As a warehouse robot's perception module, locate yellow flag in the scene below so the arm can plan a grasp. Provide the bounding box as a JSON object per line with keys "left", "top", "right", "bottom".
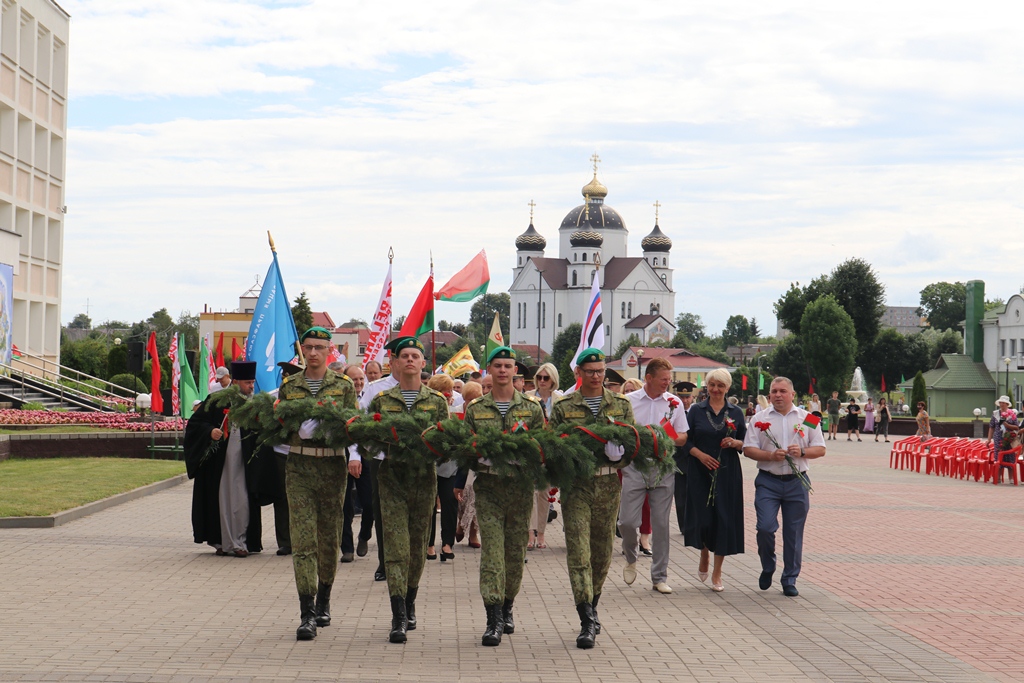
{"left": 443, "top": 345, "right": 480, "bottom": 377}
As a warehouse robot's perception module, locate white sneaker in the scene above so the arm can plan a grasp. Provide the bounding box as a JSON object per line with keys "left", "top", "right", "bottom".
{"left": 653, "top": 582, "right": 673, "bottom": 594}
{"left": 623, "top": 562, "right": 637, "bottom": 585}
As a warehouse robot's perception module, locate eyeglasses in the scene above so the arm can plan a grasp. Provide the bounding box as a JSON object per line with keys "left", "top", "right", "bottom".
{"left": 581, "top": 369, "right": 604, "bottom": 377}
{"left": 535, "top": 375, "right": 550, "bottom": 381}
{"left": 301, "top": 345, "right": 329, "bottom": 353}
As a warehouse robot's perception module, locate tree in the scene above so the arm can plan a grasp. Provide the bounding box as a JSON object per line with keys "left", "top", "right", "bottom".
{"left": 827, "top": 258, "right": 885, "bottom": 359}
{"left": 918, "top": 281, "right": 966, "bottom": 332}
{"left": 921, "top": 328, "right": 962, "bottom": 367}
{"left": 800, "top": 295, "right": 857, "bottom": 397}
{"left": 860, "top": 328, "right": 910, "bottom": 393}
{"left": 749, "top": 317, "right": 761, "bottom": 339}
{"left": 175, "top": 311, "right": 200, "bottom": 354}
{"left": 674, "top": 312, "right": 705, "bottom": 344}
{"left": 393, "top": 315, "right": 406, "bottom": 332}
{"left": 467, "top": 293, "right": 511, "bottom": 348}
{"left": 904, "top": 333, "right": 931, "bottom": 375}
{"left": 691, "top": 337, "right": 730, "bottom": 364}
{"left": 291, "top": 291, "right": 314, "bottom": 334}
{"left": 773, "top": 284, "right": 809, "bottom": 336}
{"left": 613, "top": 334, "right": 642, "bottom": 359}
{"left": 107, "top": 344, "right": 127, "bottom": 378}
{"left": 60, "top": 338, "right": 109, "bottom": 378}
{"left": 68, "top": 313, "right": 92, "bottom": 330}
{"left": 911, "top": 371, "right": 927, "bottom": 411}
{"left": 721, "top": 315, "right": 753, "bottom": 347}
{"left": 767, "top": 335, "right": 809, "bottom": 390}
{"left": 985, "top": 297, "right": 1005, "bottom": 312}
{"left": 551, "top": 323, "right": 582, "bottom": 390}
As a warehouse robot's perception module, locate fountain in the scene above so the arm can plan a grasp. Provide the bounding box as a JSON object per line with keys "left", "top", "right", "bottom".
{"left": 847, "top": 366, "right": 869, "bottom": 405}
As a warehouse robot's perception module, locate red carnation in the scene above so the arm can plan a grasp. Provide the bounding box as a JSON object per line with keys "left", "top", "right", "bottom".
{"left": 373, "top": 413, "right": 382, "bottom": 422}
{"left": 754, "top": 421, "right": 771, "bottom": 431}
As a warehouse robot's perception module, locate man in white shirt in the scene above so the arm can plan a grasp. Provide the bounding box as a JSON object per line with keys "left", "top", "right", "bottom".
{"left": 209, "top": 366, "right": 231, "bottom": 394}
{"left": 742, "top": 377, "right": 826, "bottom": 597}
{"left": 620, "top": 357, "right": 689, "bottom": 594}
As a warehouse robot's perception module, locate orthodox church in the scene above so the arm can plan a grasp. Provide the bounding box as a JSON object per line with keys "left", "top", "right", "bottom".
{"left": 509, "top": 160, "right": 676, "bottom": 359}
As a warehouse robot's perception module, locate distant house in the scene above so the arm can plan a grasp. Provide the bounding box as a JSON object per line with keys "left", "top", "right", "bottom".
{"left": 607, "top": 346, "right": 732, "bottom": 384}
{"left": 897, "top": 354, "right": 997, "bottom": 418}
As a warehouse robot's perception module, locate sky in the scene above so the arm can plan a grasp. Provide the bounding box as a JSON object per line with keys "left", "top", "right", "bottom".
{"left": 60, "top": 0, "right": 1024, "bottom": 338}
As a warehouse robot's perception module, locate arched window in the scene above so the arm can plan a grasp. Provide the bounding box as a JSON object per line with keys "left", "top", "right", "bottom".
{"left": 574, "top": 253, "right": 577, "bottom": 262}
{"left": 653, "top": 257, "right": 658, "bottom": 266}
{"left": 518, "top": 256, "right": 522, "bottom": 266}
{"left": 572, "top": 271, "right": 578, "bottom": 286}
{"left": 661, "top": 274, "right": 667, "bottom": 285}
{"left": 621, "top": 302, "right": 626, "bottom": 318}
{"left": 582, "top": 253, "right": 587, "bottom": 262}
{"left": 627, "top": 302, "right": 632, "bottom": 318}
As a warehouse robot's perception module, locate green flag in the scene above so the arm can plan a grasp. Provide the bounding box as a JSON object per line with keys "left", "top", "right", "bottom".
{"left": 198, "top": 336, "right": 212, "bottom": 400}
{"left": 901, "top": 374, "right": 906, "bottom": 385}
{"left": 758, "top": 372, "right": 764, "bottom": 390}
{"left": 485, "top": 311, "right": 505, "bottom": 362}
{"left": 697, "top": 373, "right": 703, "bottom": 388}
{"left": 178, "top": 335, "right": 200, "bottom": 419}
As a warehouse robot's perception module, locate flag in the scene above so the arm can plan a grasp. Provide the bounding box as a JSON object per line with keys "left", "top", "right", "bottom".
{"left": 742, "top": 375, "right": 748, "bottom": 390}
{"left": 570, "top": 270, "right": 605, "bottom": 370}
{"left": 178, "top": 338, "right": 200, "bottom": 419}
{"left": 435, "top": 250, "right": 489, "bottom": 302}
{"left": 443, "top": 344, "right": 480, "bottom": 377}
{"left": 204, "top": 334, "right": 217, "bottom": 382}
{"left": 697, "top": 373, "right": 703, "bottom": 388}
{"left": 11, "top": 344, "right": 22, "bottom": 360}
{"left": 880, "top": 373, "right": 887, "bottom": 393}
{"left": 659, "top": 416, "right": 679, "bottom": 440}
{"left": 901, "top": 374, "right": 906, "bottom": 384}
{"left": 146, "top": 331, "right": 164, "bottom": 414}
{"left": 802, "top": 413, "right": 821, "bottom": 429}
{"left": 168, "top": 333, "right": 181, "bottom": 416}
{"left": 246, "top": 244, "right": 300, "bottom": 394}
{"left": 215, "top": 332, "right": 225, "bottom": 368}
{"left": 809, "top": 377, "right": 816, "bottom": 395}
{"left": 758, "top": 372, "right": 764, "bottom": 390}
{"left": 398, "top": 268, "right": 435, "bottom": 338}
{"left": 327, "top": 342, "right": 342, "bottom": 366}
{"left": 363, "top": 263, "right": 393, "bottom": 371}
{"left": 198, "top": 335, "right": 212, "bottom": 400}
{"left": 231, "top": 337, "right": 245, "bottom": 361}
{"left": 485, "top": 312, "right": 505, "bottom": 362}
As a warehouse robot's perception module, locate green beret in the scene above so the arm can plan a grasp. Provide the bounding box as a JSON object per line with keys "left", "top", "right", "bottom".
{"left": 575, "top": 347, "right": 605, "bottom": 365}
{"left": 385, "top": 336, "right": 425, "bottom": 354}
{"left": 486, "top": 346, "right": 516, "bottom": 365}
{"left": 301, "top": 326, "right": 332, "bottom": 342}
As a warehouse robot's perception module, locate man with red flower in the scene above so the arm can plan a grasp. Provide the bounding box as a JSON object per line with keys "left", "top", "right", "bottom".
{"left": 742, "top": 377, "right": 825, "bottom": 597}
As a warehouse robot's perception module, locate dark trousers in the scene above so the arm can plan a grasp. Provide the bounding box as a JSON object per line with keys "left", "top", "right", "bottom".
{"left": 754, "top": 471, "right": 810, "bottom": 587}
{"left": 369, "top": 457, "right": 385, "bottom": 572}
{"left": 673, "top": 451, "right": 687, "bottom": 533}
{"left": 429, "top": 474, "right": 458, "bottom": 548}
{"left": 341, "top": 473, "right": 374, "bottom": 554}
{"left": 274, "top": 454, "right": 290, "bottom": 549}
{"left": 341, "top": 478, "right": 356, "bottom": 555}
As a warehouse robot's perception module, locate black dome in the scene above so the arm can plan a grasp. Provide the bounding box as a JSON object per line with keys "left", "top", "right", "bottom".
{"left": 560, "top": 203, "right": 626, "bottom": 231}
{"left": 641, "top": 223, "right": 672, "bottom": 252}
{"left": 515, "top": 223, "right": 546, "bottom": 251}
{"left": 570, "top": 229, "right": 603, "bottom": 248}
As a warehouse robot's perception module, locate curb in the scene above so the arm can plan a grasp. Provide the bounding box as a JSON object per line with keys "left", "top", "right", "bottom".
{"left": 0, "top": 473, "right": 189, "bottom": 529}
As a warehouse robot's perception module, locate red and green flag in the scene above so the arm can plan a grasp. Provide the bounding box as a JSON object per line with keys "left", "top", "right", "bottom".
{"left": 398, "top": 268, "right": 435, "bottom": 338}
{"left": 803, "top": 413, "right": 821, "bottom": 429}
{"left": 435, "top": 250, "right": 489, "bottom": 302}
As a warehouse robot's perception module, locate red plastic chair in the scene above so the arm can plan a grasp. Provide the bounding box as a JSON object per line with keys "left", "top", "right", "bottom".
{"left": 890, "top": 437, "right": 914, "bottom": 469}
{"left": 993, "top": 445, "right": 1022, "bottom": 485}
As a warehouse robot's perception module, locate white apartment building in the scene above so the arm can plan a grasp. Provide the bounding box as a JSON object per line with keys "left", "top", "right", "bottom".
{"left": 0, "top": 0, "right": 69, "bottom": 368}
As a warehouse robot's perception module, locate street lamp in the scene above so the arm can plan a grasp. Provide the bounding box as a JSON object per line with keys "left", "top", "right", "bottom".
{"left": 1005, "top": 357, "right": 1012, "bottom": 396}
{"left": 636, "top": 347, "right": 645, "bottom": 380}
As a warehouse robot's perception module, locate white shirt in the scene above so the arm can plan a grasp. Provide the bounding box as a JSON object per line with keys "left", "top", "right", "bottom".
{"left": 351, "top": 374, "right": 400, "bottom": 462}
{"left": 624, "top": 387, "right": 689, "bottom": 479}
{"left": 742, "top": 403, "right": 825, "bottom": 475}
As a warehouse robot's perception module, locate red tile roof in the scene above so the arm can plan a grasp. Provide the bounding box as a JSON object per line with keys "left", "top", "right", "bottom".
{"left": 312, "top": 311, "right": 335, "bottom": 329}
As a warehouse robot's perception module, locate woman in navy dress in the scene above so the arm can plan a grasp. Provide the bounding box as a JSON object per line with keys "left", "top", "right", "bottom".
{"left": 683, "top": 368, "right": 746, "bottom": 592}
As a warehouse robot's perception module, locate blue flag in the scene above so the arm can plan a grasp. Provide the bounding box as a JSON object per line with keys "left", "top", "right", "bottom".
{"left": 246, "top": 251, "right": 299, "bottom": 394}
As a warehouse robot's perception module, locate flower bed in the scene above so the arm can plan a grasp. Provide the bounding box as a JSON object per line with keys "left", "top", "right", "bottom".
{"left": 0, "top": 410, "right": 184, "bottom": 432}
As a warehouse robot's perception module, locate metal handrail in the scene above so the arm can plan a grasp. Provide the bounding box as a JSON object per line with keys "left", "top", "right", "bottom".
{"left": 0, "top": 361, "right": 131, "bottom": 410}
{"left": 8, "top": 348, "right": 138, "bottom": 403}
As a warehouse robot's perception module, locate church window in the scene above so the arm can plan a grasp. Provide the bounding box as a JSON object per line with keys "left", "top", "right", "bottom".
{"left": 653, "top": 257, "right": 658, "bottom": 266}
{"left": 516, "top": 303, "right": 521, "bottom": 328}
{"left": 650, "top": 303, "right": 659, "bottom": 315}
{"left": 582, "top": 253, "right": 587, "bottom": 262}
{"left": 661, "top": 273, "right": 667, "bottom": 285}
{"left": 574, "top": 253, "right": 577, "bottom": 262}
{"left": 627, "top": 302, "right": 632, "bottom": 318}
{"left": 572, "top": 271, "right": 578, "bottom": 286}
{"left": 621, "top": 302, "right": 626, "bottom": 318}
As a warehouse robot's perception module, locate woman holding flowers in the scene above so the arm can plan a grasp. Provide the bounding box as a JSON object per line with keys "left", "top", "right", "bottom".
{"left": 682, "top": 367, "right": 746, "bottom": 592}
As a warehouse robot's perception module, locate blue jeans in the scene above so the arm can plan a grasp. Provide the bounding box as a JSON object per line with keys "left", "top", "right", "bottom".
{"left": 754, "top": 471, "right": 810, "bottom": 586}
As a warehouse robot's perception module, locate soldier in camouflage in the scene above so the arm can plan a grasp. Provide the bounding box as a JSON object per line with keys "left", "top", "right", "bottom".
{"left": 280, "top": 326, "right": 358, "bottom": 641}
{"left": 368, "top": 336, "right": 450, "bottom": 644}
{"left": 548, "top": 347, "right": 636, "bottom": 649}
{"left": 458, "top": 346, "right": 546, "bottom": 647}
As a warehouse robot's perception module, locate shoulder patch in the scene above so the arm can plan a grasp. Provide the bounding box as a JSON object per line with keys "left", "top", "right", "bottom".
{"left": 466, "top": 396, "right": 487, "bottom": 409}
{"left": 427, "top": 387, "right": 445, "bottom": 399}
{"left": 282, "top": 373, "right": 301, "bottom": 385}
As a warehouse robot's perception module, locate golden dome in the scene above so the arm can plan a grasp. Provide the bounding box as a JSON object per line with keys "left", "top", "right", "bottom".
{"left": 581, "top": 173, "right": 608, "bottom": 200}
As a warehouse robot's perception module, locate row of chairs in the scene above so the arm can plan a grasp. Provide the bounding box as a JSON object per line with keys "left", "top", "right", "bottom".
{"left": 889, "top": 436, "right": 1023, "bottom": 484}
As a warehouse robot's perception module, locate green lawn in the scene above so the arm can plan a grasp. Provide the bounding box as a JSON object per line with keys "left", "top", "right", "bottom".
{"left": 0, "top": 458, "right": 186, "bottom": 517}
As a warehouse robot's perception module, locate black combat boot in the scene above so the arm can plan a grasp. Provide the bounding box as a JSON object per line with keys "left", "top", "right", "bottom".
{"left": 591, "top": 593, "right": 602, "bottom": 635}
{"left": 481, "top": 603, "right": 505, "bottom": 646}
{"left": 296, "top": 595, "right": 317, "bottom": 641}
{"left": 405, "top": 587, "right": 418, "bottom": 631}
{"left": 314, "top": 581, "right": 332, "bottom": 627}
{"left": 502, "top": 598, "right": 515, "bottom": 634}
{"left": 576, "top": 602, "right": 596, "bottom": 649}
{"left": 389, "top": 595, "right": 408, "bottom": 643}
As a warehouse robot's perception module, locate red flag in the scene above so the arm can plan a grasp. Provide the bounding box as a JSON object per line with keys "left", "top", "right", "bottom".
{"left": 660, "top": 416, "right": 679, "bottom": 440}
{"left": 231, "top": 337, "right": 245, "bottom": 361}
{"left": 215, "top": 332, "right": 225, "bottom": 367}
{"left": 147, "top": 331, "right": 164, "bottom": 413}
{"left": 398, "top": 269, "right": 435, "bottom": 338}
{"left": 742, "top": 375, "right": 748, "bottom": 390}
{"left": 880, "top": 373, "right": 887, "bottom": 393}
{"left": 802, "top": 413, "right": 821, "bottom": 429}
{"left": 808, "top": 377, "right": 816, "bottom": 395}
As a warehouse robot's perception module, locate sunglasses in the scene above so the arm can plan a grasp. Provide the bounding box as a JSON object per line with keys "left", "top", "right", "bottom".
{"left": 535, "top": 375, "right": 550, "bottom": 381}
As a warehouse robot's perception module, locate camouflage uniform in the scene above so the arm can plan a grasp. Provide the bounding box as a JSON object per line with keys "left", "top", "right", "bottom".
{"left": 369, "top": 384, "right": 450, "bottom": 598}
{"left": 280, "top": 370, "right": 357, "bottom": 597}
{"left": 550, "top": 389, "right": 636, "bottom": 605}
{"left": 464, "top": 391, "right": 546, "bottom": 605}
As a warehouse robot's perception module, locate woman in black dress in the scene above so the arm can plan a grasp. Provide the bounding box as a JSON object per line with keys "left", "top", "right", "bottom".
{"left": 683, "top": 368, "right": 746, "bottom": 592}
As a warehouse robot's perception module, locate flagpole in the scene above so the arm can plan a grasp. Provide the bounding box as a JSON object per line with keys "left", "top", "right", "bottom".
{"left": 430, "top": 252, "right": 436, "bottom": 372}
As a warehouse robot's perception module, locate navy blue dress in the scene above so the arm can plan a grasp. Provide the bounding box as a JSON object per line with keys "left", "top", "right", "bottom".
{"left": 682, "top": 400, "right": 746, "bottom": 556}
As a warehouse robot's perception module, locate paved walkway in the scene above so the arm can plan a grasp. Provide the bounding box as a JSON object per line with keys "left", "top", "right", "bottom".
{"left": 0, "top": 438, "right": 1019, "bottom": 682}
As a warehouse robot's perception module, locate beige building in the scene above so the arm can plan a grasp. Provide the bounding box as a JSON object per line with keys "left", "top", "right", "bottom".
{"left": 0, "top": 0, "right": 69, "bottom": 368}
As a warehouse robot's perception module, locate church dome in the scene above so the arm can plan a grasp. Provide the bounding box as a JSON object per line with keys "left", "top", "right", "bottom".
{"left": 581, "top": 173, "right": 608, "bottom": 200}
{"left": 515, "top": 223, "right": 546, "bottom": 251}
{"left": 570, "top": 229, "right": 603, "bottom": 248}
{"left": 641, "top": 223, "right": 672, "bottom": 252}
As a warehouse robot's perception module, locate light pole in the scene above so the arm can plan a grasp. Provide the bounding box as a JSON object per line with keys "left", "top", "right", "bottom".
{"left": 636, "top": 347, "right": 644, "bottom": 380}
{"left": 537, "top": 269, "right": 544, "bottom": 359}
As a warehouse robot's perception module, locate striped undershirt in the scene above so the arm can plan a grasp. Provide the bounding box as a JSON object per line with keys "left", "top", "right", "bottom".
{"left": 306, "top": 378, "right": 322, "bottom": 396}
{"left": 494, "top": 401, "right": 510, "bottom": 416}
{"left": 402, "top": 390, "right": 419, "bottom": 409}
{"left": 584, "top": 395, "right": 602, "bottom": 416}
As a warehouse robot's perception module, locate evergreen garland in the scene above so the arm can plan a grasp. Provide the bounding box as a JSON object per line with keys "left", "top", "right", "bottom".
{"left": 554, "top": 419, "right": 641, "bottom": 469}
{"left": 530, "top": 429, "right": 597, "bottom": 491}
{"left": 346, "top": 411, "right": 442, "bottom": 475}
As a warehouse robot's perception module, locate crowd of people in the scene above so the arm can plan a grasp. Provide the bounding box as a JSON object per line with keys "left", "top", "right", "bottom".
{"left": 183, "top": 328, "right": 827, "bottom": 648}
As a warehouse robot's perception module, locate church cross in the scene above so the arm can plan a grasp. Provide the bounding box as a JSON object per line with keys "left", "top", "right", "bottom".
{"left": 653, "top": 200, "right": 661, "bottom": 223}
{"left": 590, "top": 152, "right": 601, "bottom": 174}
{"left": 528, "top": 199, "right": 536, "bottom": 223}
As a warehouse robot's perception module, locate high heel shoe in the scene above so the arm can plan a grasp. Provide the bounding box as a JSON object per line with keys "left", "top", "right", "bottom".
{"left": 441, "top": 551, "right": 455, "bottom": 561}
{"left": 711, "top": 580, "right": 724, "bottom": 592}
{"left": 697, "top": 566, "right": 709, "bottom": 583}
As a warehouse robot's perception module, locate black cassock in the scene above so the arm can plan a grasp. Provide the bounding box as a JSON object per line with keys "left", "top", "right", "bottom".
{"left": 184, "top": 396, "right": 278, "bottom": 552}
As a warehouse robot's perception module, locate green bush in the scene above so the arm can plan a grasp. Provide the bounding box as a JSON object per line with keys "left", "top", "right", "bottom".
{"left": 113, "top": 403, "right": 129, "bottom": 414}
{"left": 911, "top": 371, "right": 927, "bottom": 412}
{"left": 109, "top": 374, "right": 147, "bottom": 397}
{"left": 107, "top": 344, "right": 127, "bottom": 378}
{"left": 60, "top": 377, "right": 107, "bottom": 397}
{"left": 20, "top": 401, "right": 46, "bottom": 410}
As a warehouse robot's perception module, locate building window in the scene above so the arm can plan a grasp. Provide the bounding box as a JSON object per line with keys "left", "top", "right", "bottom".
{"left": 358, "top": 345, "right": 366, "bottom": 355}
{"left": 574, "top": 253, "right": 577, "bottom": 262}
{"left": 1002, "top": 339, "right": 1007, "bottom": 357}
{"left": 661, "top": 273, "right": 667, "bottom": 284}
{"left": 621, "top": 302, "right": 626, "bottom": 318}
{"left": 653, "top": 257, "right": 658, "bottom": 266}
{"left": 582, "top": 253, "right": 587, "bottom": 262}
{"left": 558, "top": 313, "right": 562, "bottom": 327}
{"left": 518, "top": 256, "right": 522, "bottom": 266}
{"left": 627, "top": 302, "right": 632, "bottom": 318}
{"left": 537, "top": 303, "right": 540, "bottom": 328}
{"left": 1013, "top": 339, "right": 1017, "bottom": 357}
{"left": 572, "top": 271, "right": 578, "bottom": 286}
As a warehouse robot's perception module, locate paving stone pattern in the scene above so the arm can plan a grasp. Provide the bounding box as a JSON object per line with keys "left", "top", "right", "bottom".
{"left": 0, "top": 439, "right": 1013, "bottom": 682}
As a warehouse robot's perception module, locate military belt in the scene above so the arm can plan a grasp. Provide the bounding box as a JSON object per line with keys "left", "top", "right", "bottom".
{"left": 290, "top": 446, "right": 345, "bottom": 458}
{"left": 595, "top": 466, "right": 617, "bottom": 476}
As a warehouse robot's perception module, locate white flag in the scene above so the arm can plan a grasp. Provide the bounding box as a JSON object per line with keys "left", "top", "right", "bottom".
{"left": 571, "top": 270, "right": 605, "bottom": 370}
{"left": 362, "top": 263, "right": 393, "bottom": 370}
